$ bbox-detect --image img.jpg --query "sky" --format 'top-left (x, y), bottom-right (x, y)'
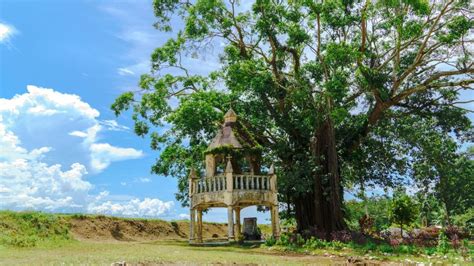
top-left (0, 0), bottom-right (270, 222)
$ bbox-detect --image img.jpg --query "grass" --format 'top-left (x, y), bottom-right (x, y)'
top-left (1, 210), bottom-right (472, 264)
top-left (0, 210), bottom-right (73, 248)
top-left (0, 240), bottom-right (338, 265)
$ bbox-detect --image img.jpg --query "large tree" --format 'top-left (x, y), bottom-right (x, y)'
top-left (112, 0), bottom-right (473, 234)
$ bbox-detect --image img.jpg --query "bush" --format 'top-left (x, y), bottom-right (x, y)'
top-left (363, 241), bottom-right (378, 252)
top-left (444, 225), bottom-right (469, 240)
top-left (437, 231), bottom-right (450, 254)
top-left (413, 227), bottom-right (439, 247)
top-left (377, 244), bottom-right (394, 253)
top-left (303, 237), bottom-right (329, 249)
top-left (395, 244), bottom-right (418, 255)
top-left (330, 240), bottom-right (345, 250)
top-left (276, 233), bottom-right (291, 246)
top-left (264, 235), bottom-right (276, 246)
top-left (359, 214), bottom-right (375, 235)
top-left (330, 230), bottom-right (352, 243)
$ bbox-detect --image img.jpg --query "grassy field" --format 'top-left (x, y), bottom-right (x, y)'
top-left (0, 211), bottom-right (471, 265)
top-left (0, 240), bottom-right (341, 265)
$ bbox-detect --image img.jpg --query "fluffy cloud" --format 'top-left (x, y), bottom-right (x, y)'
top-left (88, 198), bottom-right (174, 217)
top-left (0, 86), bottom-right (173, 217)
top-left (0, 85), bottom-right (142, 172)
top-left (0, 22), bottom-right (18, 45)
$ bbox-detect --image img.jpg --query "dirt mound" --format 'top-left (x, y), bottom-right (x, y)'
top-left (69, 216), bottom-right (228, 242)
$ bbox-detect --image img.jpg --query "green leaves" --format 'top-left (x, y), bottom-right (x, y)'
top-left (390, 191), bottom-right (419, 230)
top-left (111, 92), bottom-right (134, 116)
top-left (151, 35), bottom-right (185, 69)
top-left (438, 16), bottom-right (473, 45)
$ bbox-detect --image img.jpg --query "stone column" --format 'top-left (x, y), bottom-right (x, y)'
top-left (205, 154), bottom-right (215, 177)
top-left (197, 209), bottom-right (203, 243)
top-left (235, 207), bottom-right (241, 239)
top-left (227, 206), bottom-right (234, 241)
top-left (225, 156), bottom-right (233, 192)
top-left (189, 208), bottom-right (195, 242)
top-left (271, 205), bottom-right (281, 239)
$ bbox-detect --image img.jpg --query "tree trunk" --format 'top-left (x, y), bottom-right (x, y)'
top-left (294, 117), bottom-right (346, 236)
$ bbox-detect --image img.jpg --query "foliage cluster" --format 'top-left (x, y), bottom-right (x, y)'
top-left (264, 230), bottom-right (473, 260)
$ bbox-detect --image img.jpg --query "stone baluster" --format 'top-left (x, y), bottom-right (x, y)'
top-left (256, 176), bottom-right (260, 190)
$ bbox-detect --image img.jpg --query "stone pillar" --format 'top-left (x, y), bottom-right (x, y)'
top-left (227, 206), bottom-right (234, 241)
top-left (271, 205), bottom-right (280, 239)
top-left (225, 156), bottom-right (233, 192)
top-left (235, 207), bottom-right (241, 239)
top-left (205, 154), bottom-right (215, 177)
top-left (269, 164), bottom-right (277, 192)
top-left (189, 208), bottom-right (195, 242)
top-left (197, 209), bottom-right (203, 243)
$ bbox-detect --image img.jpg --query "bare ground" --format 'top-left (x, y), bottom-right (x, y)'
top-left (68, 216), bottom-right (228, 242)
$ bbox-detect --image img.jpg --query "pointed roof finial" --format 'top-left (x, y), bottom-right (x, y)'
top-left (224, 108), bottom-right (237, 123)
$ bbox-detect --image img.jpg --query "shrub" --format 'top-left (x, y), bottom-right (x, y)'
top-left (330, 240), bottom-right (345, 250)
top-left (437, 231), bottom-right (450, 254)
top-left (303, 237), bottom-right (329, 249)
top-left (359, 214), bottom-right (375, 235)
top-left (424, 247), bottom-right (437, 256)
top-left (377, 244), bottom-right (394, 253)
top-left (264, 235), bottom-right (276, 246)
top-left (276, 233), bottom-right (291, 246)
top-left (444, 225), bottom-right (469, 240)
top-left (351, 232), bottom-right (368, 245)
top-left (360, 241), bottom-right (377, 252)
top-left (413, 227), bottom-right (439, 247)
top-left (450, 234), bottom-right (461, 250)
top-left (330, 230), bottom-right (352, 243)
top-left (395, 244), bottom-right (418, 255)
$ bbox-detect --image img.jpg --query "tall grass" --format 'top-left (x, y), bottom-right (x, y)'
top-left (0, 211), bottom-right (72, 247)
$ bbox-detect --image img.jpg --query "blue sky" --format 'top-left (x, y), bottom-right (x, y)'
top-left (0, 0), bottom-right (270, 222)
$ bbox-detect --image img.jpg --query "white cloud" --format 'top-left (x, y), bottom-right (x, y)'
top-left (88, 198), bottom-right (174, 218)
top-left (178, 213), bottom-right (190, 220)
top-left (90, 143), bottom-right (143, 171)
top-left (138, 177), bottom-right (151, 183)
top-left (0, 146), bottom-right (92, 212)
top-left (0, 85), bottom-right (142, 172)
top-left (0, 86), bottom-right (173, 218)
top-left (118, 67), bottom-right (135, 76)
top-left (100, 120), bottom-right (129, 131)
top-left (0, 22), bottom-right (18, 45)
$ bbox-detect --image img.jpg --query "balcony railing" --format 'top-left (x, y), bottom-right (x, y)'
top-left (233, 175), bottom-right (270, 190)
top-left (196, 175), bottom-right (226, 193)
top-left (194, 174), bottom-right (271, 194)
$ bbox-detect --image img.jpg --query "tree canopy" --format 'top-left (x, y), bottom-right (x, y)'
top-left (113, 0), bottom-right (473, 233)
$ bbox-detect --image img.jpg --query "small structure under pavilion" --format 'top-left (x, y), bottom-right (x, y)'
top-left (188, 109), bottom-right (280, 243)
